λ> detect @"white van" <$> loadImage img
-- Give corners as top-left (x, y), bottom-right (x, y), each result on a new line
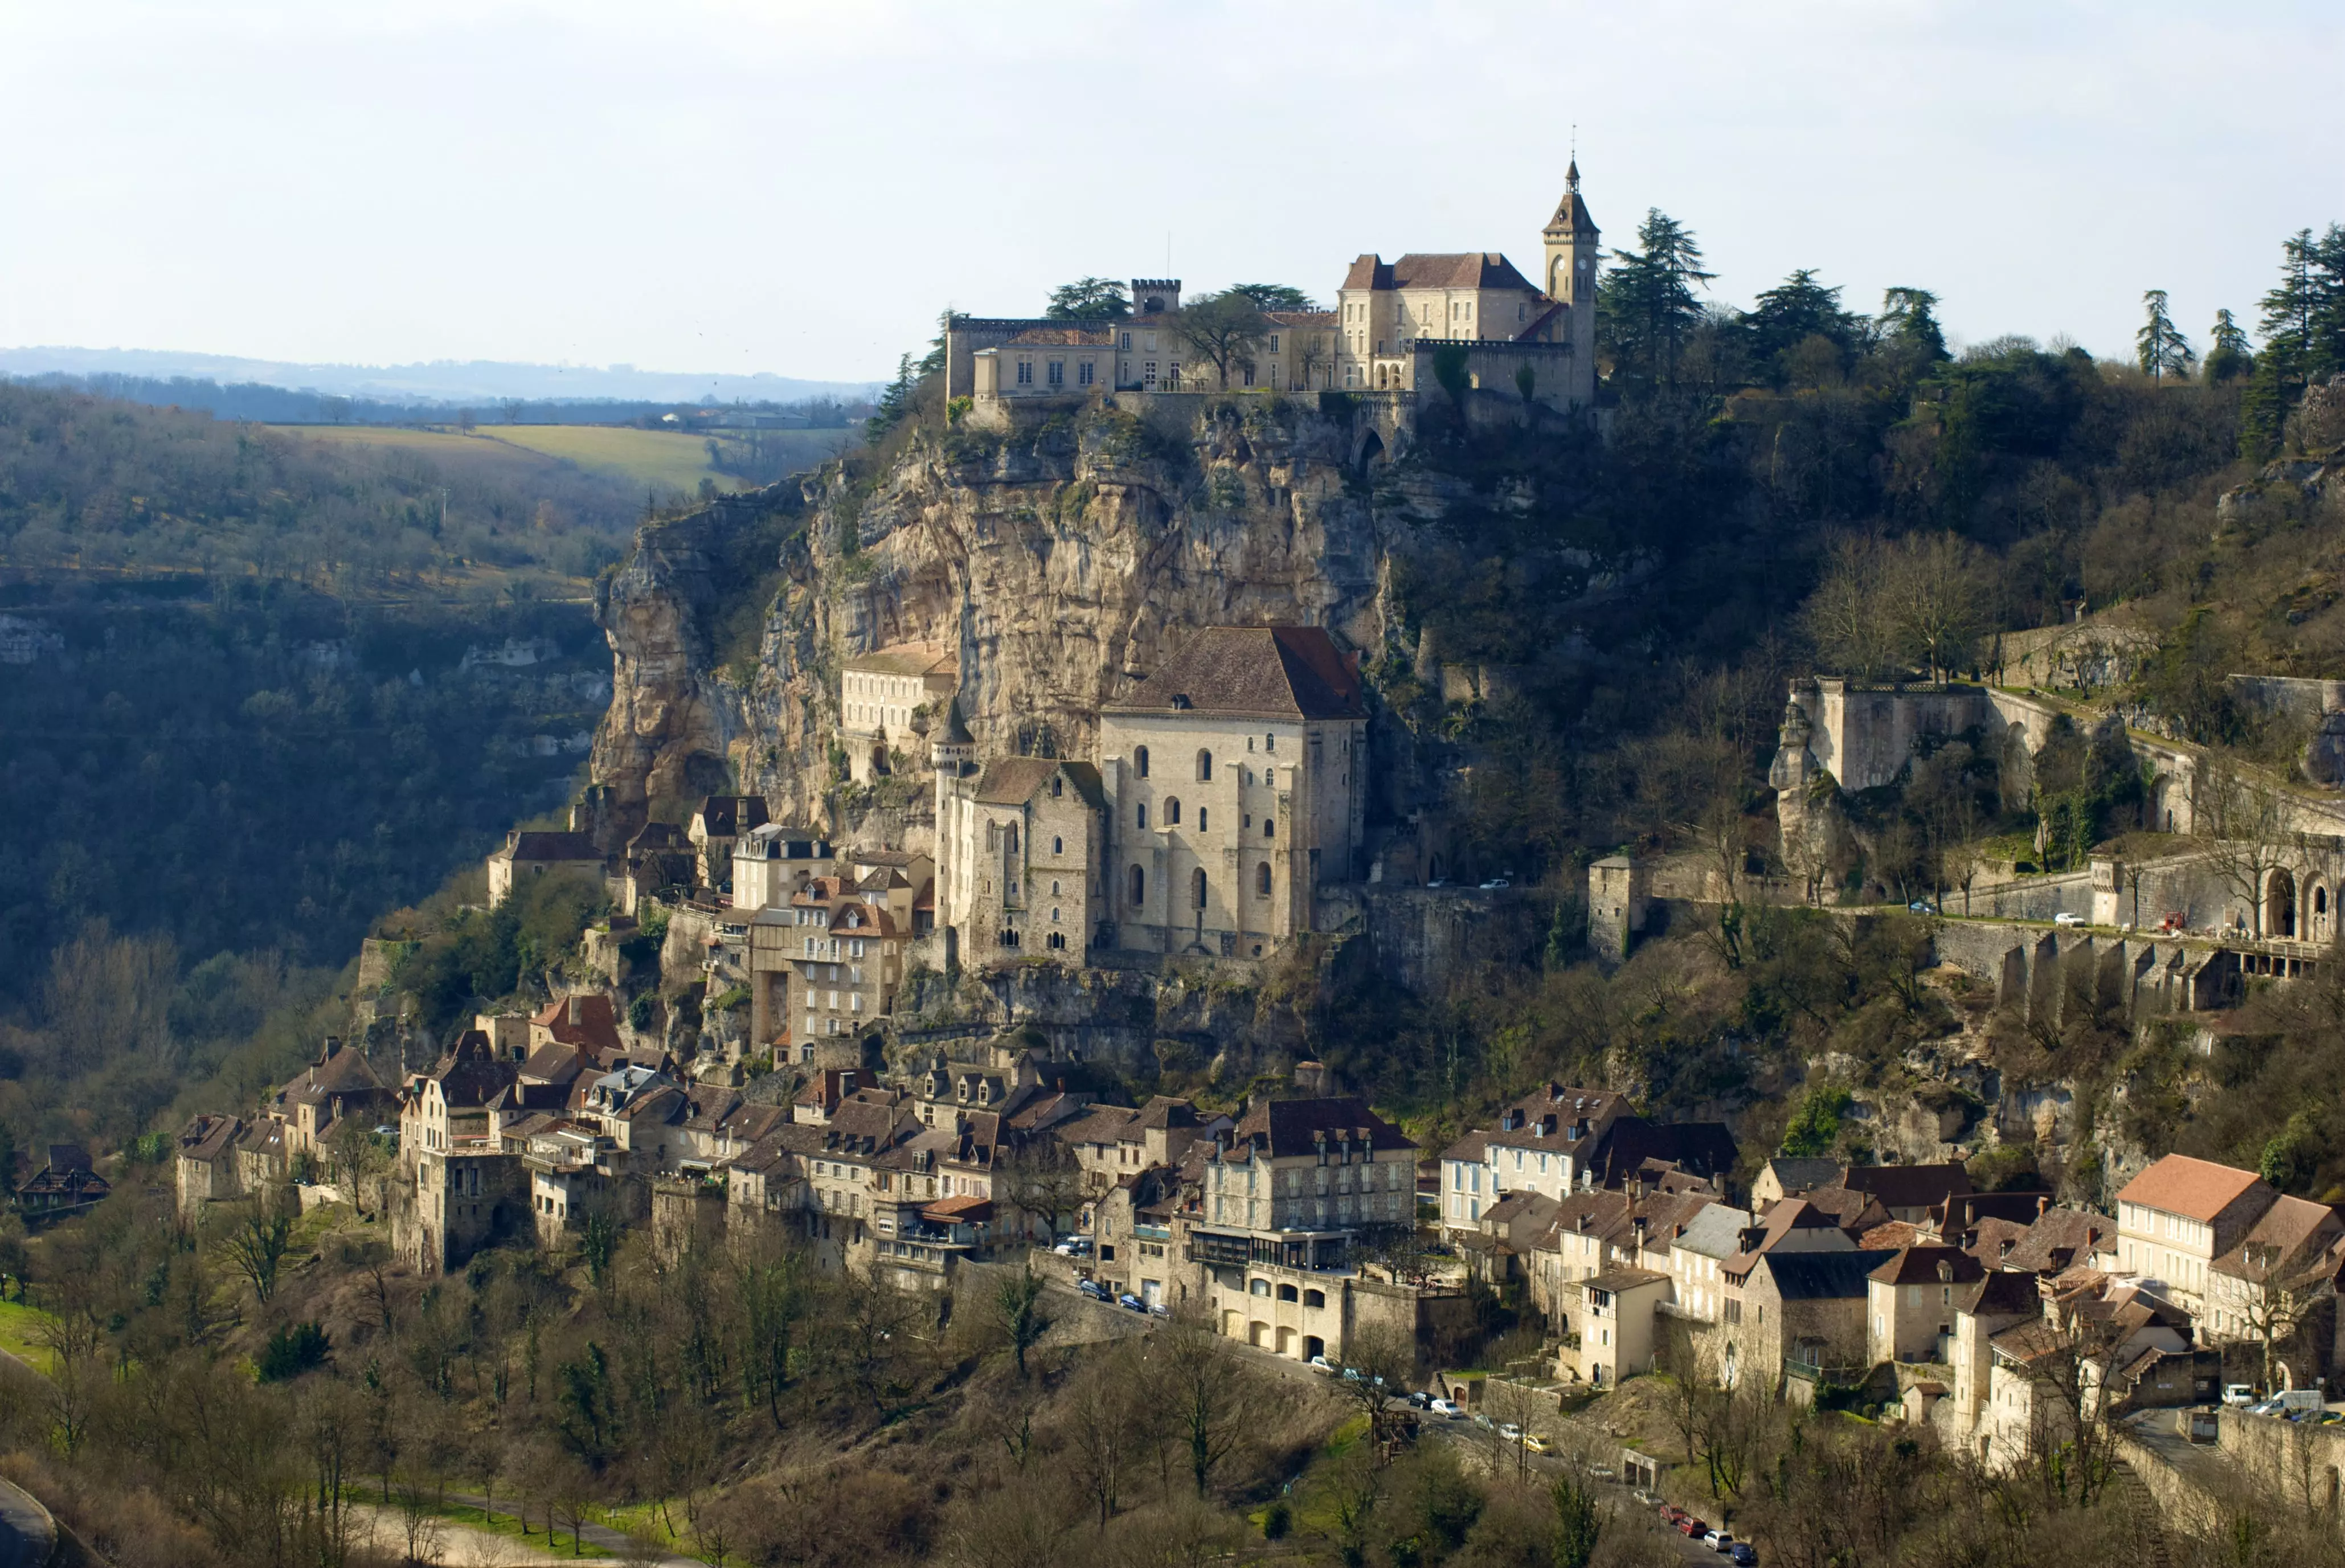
top-left (2276, 1388), bottom-right (2326, 1414)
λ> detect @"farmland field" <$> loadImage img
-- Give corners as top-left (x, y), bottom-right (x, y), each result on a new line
top-left (272, 421), bottom-right (849, 499)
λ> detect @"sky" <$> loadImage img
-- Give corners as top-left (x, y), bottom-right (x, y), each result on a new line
top-left (3, 0), bottom-right (2341, 385)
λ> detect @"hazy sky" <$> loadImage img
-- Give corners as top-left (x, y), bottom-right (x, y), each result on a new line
top-left (5, 1), bottom-right (2340, 383)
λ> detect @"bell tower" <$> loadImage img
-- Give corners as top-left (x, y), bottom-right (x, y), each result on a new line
top-left (1541, 159), bottom-right (1600, 306)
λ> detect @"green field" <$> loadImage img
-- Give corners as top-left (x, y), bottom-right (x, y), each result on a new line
top-left (275, 422), bottom-right (850, 500)
top-left (0, 1299), bottom-right (58, 1373)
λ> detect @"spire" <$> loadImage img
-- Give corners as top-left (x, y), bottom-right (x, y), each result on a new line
top-left (1566, 157), bottom-right (1579, 193)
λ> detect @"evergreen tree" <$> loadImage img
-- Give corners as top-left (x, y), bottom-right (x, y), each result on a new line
top-left (1045, 278), bottom-right (1131, 320)
top-left (2203, 308), bottom-right (2254, 384)
top-left (2135, 289), bottom-right (2194, 381)
top-left (1598, 208), bottom-right (1714, 394)
top-left (1228, 283), bottom-right (1319, 313)
top-left (1879, 287), bottom-right (1949, 363)
top-left (1744, 268), bottom-right (1863, 380)
top-left (2242, 226), bottom-right (2345, 455)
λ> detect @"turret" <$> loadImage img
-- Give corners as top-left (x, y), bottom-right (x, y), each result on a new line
top-left (1541, 159), bottom-right (1600, 306)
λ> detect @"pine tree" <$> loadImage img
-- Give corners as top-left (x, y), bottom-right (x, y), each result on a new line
top-left (1597, 209), bottom-right (1714, 394)
top-left (1744, 269), bottom-right (1862, 381)
top-left (1879, 287), bottom-right (1950, 363)
top-left (2203, 308), bottom-right (2254, 384)
top-left (2135, 289), bottom-right (2194, 381)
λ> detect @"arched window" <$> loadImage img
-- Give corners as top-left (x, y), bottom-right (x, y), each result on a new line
top-left (1052, 836), bottom-right (1063, 855)
top-left (1135, 746), bottom-right (1150, 779)
top-left (1265, 733), bottom-right (1276, 752)
top-left (1196, 807), bottom-right (1208, 833)
top-left (1129, 865), bottom-right (1145, 906)
top-left (1005, 825), bottom-right (1020, 855)
top-left (1197, 750), bottom-right (1213, 781)
top-left (1263, 766), bottom-right (1274, 788)
top-left (1166, 797), bottom-right (1181, 825)
top-left (1263, 817), bottom-right (1274, 838)
top-left (1193, 868), bottom-right (1208, 910)
top-left (1136, 803), bottom-right (1149, 830)
top-left (1256, 862), bottom-right (1272, 898)
top-left (1051, 775), bottom-right (1063, 797)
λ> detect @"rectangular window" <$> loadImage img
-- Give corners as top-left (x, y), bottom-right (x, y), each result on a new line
top-left (1046, 359), bottom-right (1064, 386)
top-left (1078, 360), bottom-right (1094, 386)
top-left (1144, 361), bottom-right (1157, 387)
top-left (1268, 334), bottom-right (1280, 353)
top-left (1016, 359), bottom-right (1033, 385)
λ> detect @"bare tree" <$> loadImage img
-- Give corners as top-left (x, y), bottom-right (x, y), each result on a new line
top-left (996, 1140), bottom-right (1087, 1241)
top-left (1171, 292), bottom-right (1274, 390)
top-left (222, 1185), bottom-right (296, 1303)
top-left (1153, 1311), bottom-right (1247, 1496)
top-left (1803, 537), bottom-right (1904, 683)
top-left (1327, 1324), bottom-right (1415, 1458)
top-left (1888, 532), bottom-right (1986, 683)
top-left (1065, 1343), bottom-right (1141, 1528)
top-left (2007, 1291), bottom-right (2133, 1508)
top-left (2200, 763), bottom-right (2301, 938)
top-left (2229, 1242), bottom-right (2321, 1394)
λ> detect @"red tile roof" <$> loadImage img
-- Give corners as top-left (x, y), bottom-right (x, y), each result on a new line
top-left (1113, 626), bottom-right (1365, 721)
top-left (2116, 1154), bottom-right (2270, 1222)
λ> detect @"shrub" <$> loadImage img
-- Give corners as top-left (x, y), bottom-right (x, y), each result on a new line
top-left (256, 1320), bottom-right (329, 1382)
top-left (1261, 1500), bottom-right (1291, 1541)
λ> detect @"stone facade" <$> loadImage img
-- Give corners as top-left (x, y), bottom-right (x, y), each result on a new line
top-left (841, 643), bottom-right (957, 784)
top-left (932, 750), bottom-right (1107, 968)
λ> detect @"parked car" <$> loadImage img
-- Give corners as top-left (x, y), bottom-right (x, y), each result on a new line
top-left (1907, 900), bottom-right (1938, 914)
top-left (1341, 1367), bottom-right (1365, 1382)
top-left (1729, 1544), bottom-right (1759, 1566)
top-left (1309, 1356), bottom-right (1336, 1375)
top-left (1052, 1236), bottom-right (1092, 1256)
top-left (1148, 1301), bottom-right (1171, 1317)
top-left (2054, 911), bottom-right (2086, 927)
top-left (1679, 1517), bottom-right (1708, 1538)
top-left (1660, 1505), bottom-right (1685, 1525)
top-left (1497, 1423), bottom-right (1523, 1443)
top-left (1428, 1398), bottom-right (1462, 1418)
top-left (1076, 1279), bottom-right (1106, 1300)
top-left (1117, 1293), bottom-right (1147, 1313)
top-left (1405, 1390), bottom-right (1433, 1409)
top-left (1523, 1433), bottom-right (1552, 1454)
top-left (2274, 1388), bottom-right (2326, 1414)
top-left (1472, 1412), bottom-right (1495, 1431)
top-left (1479, 877), bottom-right (1511, 890)
top-left (1589, 1466), bottom-right (1616, 1481)
top-left (1704, 1529), bottom-right (1734, 1551)
top-left (2222, 1384), bottom-right (2257, 1407)
top-left (1632, 1491), bottom-right (1659, 1508)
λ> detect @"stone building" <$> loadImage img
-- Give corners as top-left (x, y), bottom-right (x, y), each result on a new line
top-left (1098, 625), bottom-right (1368, 959)
top-left (947, 164), bottom-right (1600, 417)
top-left (931, 751), bottom-right (1108, 968)
top-left (2115, 1154), bottom-right (2278, 1324)
top-left (1192, 1096), bottom-right (1417, 1264)
top-left (731, 822), bottom-right (835, 914)
top-left (1865, 1244), bottom-right (1987, 1366)
top-left (689, 795), bottom-right (768, 893)
top-left (485, 828), bottom-right (604, 907)
top-left (269, 1038), bottom-right (390, 1164)
top-left (840, 643), bottom-right (958, 784)
top-left (174, 1113), bottom-right (245, 1221)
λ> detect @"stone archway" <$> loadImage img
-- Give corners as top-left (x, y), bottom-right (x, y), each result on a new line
top-left (2267, 867), bottom-right (2299, 939)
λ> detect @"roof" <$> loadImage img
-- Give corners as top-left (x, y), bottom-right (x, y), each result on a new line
top-left (1263, 310), bottom-right (1337, 329)
top-left (1226, 1096), bottom-right (1414, 1159)
top-left (498, 830), bottom-right (601, 863)
top-left (178, 1113), bottom-right (244, 1163)
top-left (1589, 1120), bottom-right (1738, 1185)
top-left (2003, 1207), bottom-right (2116, 1274)
top-left (1761, 1250), bottom-right (1897, 1301)
top-left (1112, 626), bottom-right (1366, 721)
top-left (1761, 1157), bottom-right (1841, 1194)
top-left (1671, 1202), bottom-right (1754, 1261)
top-left (1542, 168), bottom-right (1599, 239)
top-left (694, 796), bottom-right (768, 837)
top-left (1788, 1185), bottom-right (1889, 1233)
top-left (1340, 252), bottom-right (1540, 293)
top-left (1859, 1221), bottom-right (1922, 1251)
top-left (842, 642), bottom-right (959, 679)
top-left (278, 1039), bottom-right (386, 1106)
top-left (533, 994), bottom-right (623, 1057)
top-left (1958, 1270), bottom-right (2043, 1319)
top-left (1867, 1244), bottom-right (1987, 1287)
top-left (419, 1034), bottom-right (515, 1109)
top-left (1581, 1266), bottom-right (1671, 1295)
top-left (2215, 1194), bottom-right (2344, 1277)
top-left (830, 900), bottom-right (901, 939)
top-left (972, 756), bottom-right (1106, 809)
top-left (2115, 1154), bottom-right (2270, 1223)
top-left (1841, 1162), bottom-right (1973, 1211)
top-left (1440, 1131), bottom-right (1490, 1164)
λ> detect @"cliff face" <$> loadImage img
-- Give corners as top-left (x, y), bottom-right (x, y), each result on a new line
top-left (592, 399), bottom-right (1480, 845)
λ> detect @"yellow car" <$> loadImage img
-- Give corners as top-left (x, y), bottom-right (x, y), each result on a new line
top-left (1523, 1433), bottom-right (1553, 1455)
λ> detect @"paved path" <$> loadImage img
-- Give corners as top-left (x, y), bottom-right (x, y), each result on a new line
top-left (0, 1476), bottom-right (55, 1568)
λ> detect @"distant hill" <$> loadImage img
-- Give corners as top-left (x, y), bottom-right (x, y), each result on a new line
top-left (0, 345), bottom-right (879, 407)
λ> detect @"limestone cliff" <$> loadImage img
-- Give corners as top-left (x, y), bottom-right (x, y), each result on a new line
top-left (590, 395), bottom-right (1599, 857)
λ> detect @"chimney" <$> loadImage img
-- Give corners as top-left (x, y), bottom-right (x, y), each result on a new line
top-left (2036, 1195), bottom-right (2050, 1219)
top-left (1633, 1216), bottom-right (1648, 1250)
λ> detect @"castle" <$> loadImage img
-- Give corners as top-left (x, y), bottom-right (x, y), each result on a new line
top-left (944, 162), bottom-right (1601, 418)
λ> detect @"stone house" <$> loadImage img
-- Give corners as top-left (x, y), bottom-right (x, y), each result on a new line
top-left (730, 822), bottom-right (835, 914)
top-left (1841, 1163), bottom-right (1974, 1225)
top-left (175, 1113), bottom-right (245, 1221)
top-left (1751, 1157), bottom-right (1841, 1207)
top-left (1866, 1244), bottom-right (1988, 1366)
top-left (1055, 1096), bottom-right (1221, 1196)
top-left (1098, 627), bottom-right (1368, 960)
top-left (1945, 1270), bottom-right (2043, 1458)
top-left (399, 1143), bottom-right (526, 1275)
top-left (840, 642), bottom-right (957, 784)
top-left (931, 750), bottom-right (1107, 968)
top-left (689, 795), bottom-right (768, 893)
top-left (236, 1119), bottom-right (292, 1190)
top-left (530, 994), bottom-right (624, 1059)
top-left (1440, 1085), bottom-right (1631, 1239)
top-left (271, 1037), bottom-right (390, 1164)
top-left (486, 829), bottom-right (604, 907)
top-left (1720, 1248), bottom-right (1893, 1394)
top-left (1570, 1268), bottom-right (1672, 1387)
top-left (1666, 1202), bottom-right (1754, 1327)
top-left (2115, 1153), bottom-right (2279, 1323)
top-left (2206, 1193), bottom-right (2345, 1361)
top-left (399, 1033), bottom-right (518, 1169)
top-left (1195, 1096), bottom-right (1417, 1252)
